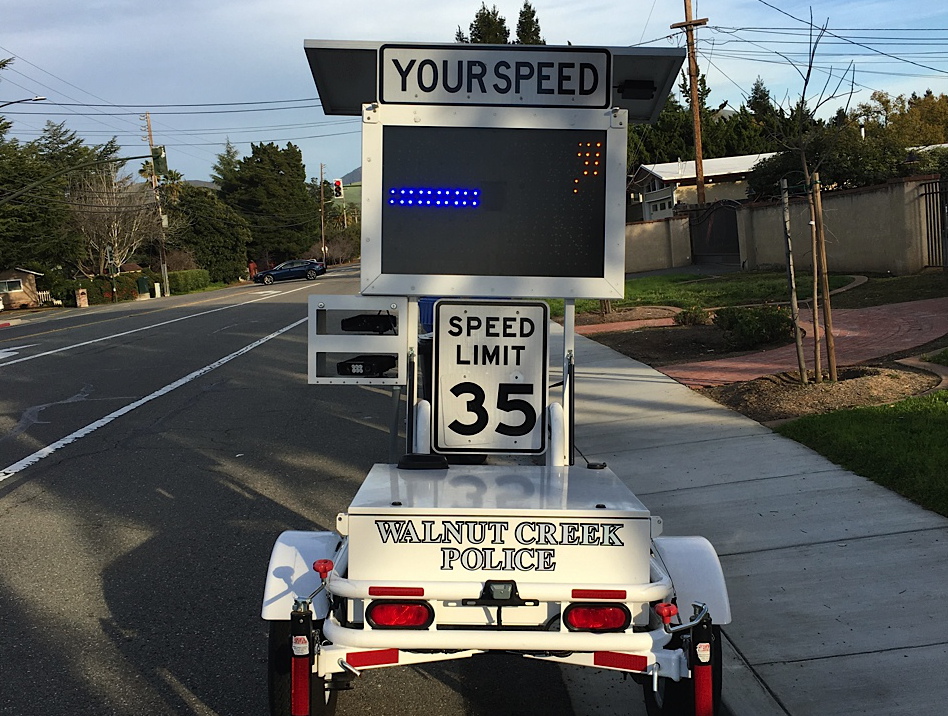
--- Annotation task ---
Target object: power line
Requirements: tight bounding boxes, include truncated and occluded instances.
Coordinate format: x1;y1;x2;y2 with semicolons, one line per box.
754;0;948;76
48;98;321;108
4;104;325;116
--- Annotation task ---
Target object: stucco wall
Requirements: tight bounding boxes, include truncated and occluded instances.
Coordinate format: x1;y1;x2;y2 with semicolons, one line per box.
624;216;691;272
627;176;937;276
739;176;933;275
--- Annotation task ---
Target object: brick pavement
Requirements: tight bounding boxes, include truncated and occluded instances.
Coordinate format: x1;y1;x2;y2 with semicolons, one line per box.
577;297;948;388
661;296;948;386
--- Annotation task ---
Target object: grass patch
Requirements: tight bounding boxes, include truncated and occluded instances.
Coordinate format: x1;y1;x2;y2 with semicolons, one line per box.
925;348;948;367
548;272;851;317
775;392;948;516
831;272;948;309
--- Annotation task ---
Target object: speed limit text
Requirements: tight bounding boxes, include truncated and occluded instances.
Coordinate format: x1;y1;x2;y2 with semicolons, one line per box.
447;314;536;367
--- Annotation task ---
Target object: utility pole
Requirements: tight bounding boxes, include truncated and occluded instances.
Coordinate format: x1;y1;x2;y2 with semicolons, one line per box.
143;112;170;298
671;0;708;205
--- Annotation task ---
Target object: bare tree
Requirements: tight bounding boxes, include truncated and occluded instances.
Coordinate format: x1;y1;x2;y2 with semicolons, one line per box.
67;164;159;276
758;3;855;383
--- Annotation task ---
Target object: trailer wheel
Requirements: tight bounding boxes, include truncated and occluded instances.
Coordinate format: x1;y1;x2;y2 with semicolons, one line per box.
268;620;338;716
643;626;722;716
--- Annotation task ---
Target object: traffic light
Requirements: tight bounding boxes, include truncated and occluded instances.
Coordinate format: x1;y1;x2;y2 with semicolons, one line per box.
151;145;168;175
333;179;343;199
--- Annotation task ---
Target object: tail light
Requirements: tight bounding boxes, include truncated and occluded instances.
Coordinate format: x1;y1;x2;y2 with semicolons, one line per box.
366;601;434;629
563;603;631;632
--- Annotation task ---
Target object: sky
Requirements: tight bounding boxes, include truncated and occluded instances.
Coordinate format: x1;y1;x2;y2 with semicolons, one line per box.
2;0;948;183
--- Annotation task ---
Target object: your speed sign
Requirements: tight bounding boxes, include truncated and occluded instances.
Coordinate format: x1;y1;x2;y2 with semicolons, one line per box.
433;300;548;454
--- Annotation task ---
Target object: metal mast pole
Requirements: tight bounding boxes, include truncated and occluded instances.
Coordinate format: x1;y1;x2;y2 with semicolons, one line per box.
320;163;326;263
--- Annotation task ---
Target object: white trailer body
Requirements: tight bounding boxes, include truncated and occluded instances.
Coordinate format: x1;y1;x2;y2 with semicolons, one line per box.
258;38;732;716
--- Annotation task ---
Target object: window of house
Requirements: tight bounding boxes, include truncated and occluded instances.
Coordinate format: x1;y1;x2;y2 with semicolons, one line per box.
0;279;24;292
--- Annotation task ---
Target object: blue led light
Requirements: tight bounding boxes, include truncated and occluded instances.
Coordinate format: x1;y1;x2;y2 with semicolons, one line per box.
386;187;482;208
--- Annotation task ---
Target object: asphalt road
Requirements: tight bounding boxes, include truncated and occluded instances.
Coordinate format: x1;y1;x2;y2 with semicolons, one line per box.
0;270;652;716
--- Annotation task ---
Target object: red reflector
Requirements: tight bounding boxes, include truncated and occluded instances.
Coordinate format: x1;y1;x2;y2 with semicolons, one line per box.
368;586;425;597
290;655;311;715
346;648;400;668
564;605;630;631
694;664;714;716
366;602;432;628
594;651;649;672
571;589;626;600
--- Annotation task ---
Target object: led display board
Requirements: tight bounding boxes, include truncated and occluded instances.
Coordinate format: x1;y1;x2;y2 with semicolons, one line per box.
360;104;628;298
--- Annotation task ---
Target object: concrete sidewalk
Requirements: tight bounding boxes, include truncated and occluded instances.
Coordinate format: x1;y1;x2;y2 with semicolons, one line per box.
567;330;948;715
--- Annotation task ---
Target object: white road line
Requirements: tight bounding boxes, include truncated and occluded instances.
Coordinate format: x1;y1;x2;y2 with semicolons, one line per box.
0;317;307;484
0;284;313;368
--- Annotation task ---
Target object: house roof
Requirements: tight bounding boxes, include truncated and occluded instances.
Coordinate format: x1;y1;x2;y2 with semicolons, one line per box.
632;152;776;186
13;267;44;276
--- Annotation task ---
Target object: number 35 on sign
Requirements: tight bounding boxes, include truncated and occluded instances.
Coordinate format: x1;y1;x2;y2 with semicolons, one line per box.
433;301;549;454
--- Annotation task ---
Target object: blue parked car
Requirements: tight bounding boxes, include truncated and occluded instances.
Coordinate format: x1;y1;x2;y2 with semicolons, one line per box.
253;259;326;285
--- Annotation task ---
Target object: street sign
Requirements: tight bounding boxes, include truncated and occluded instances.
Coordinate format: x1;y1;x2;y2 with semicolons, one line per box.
360;103;628;298
433;300;548;454
379;44;611;108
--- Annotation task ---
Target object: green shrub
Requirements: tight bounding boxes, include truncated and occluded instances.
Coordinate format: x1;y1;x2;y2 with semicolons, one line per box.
167;269;210;295
674;306;711;326
712;305;795;350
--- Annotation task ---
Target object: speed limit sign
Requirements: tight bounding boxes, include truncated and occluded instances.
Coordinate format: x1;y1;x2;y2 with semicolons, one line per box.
433;300;548;454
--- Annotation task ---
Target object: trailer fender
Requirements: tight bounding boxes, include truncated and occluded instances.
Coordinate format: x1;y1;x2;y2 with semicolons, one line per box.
261;530;341;620
652;536;731;625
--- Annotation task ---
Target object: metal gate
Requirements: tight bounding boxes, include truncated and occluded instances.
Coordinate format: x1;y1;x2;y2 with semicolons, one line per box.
688;200;741;265
921;178;947;268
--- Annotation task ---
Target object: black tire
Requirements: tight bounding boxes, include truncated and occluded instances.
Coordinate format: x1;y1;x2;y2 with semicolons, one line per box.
643;626;722;716
306;269;318;280
263;274;275;285
268;621;338;716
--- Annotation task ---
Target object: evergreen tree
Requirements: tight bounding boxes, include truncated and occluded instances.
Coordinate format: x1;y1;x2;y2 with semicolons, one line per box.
515;2;544;44
0;136;61;270
218;142;319;265
171;184;251;282
627;94;690;166
0;122;118;271
457;3;510;44
211;139;241;189
746;77;790;147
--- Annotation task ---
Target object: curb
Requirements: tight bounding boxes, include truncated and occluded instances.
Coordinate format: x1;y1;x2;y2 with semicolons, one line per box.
721;631;787;716
896;356;948;394
575;316;677;335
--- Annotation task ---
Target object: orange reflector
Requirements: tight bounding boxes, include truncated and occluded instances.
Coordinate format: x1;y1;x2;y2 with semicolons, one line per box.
368;586;425;597
564;604;630;632
572;589;626;600
594;651;648;672
366;601;433;628
345;648;400;668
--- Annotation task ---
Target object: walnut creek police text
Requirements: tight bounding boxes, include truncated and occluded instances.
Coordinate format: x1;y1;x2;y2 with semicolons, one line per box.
374;519;626;572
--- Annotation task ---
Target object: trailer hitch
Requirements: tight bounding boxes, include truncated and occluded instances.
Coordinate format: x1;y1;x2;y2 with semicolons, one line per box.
289;560;336;716
655;601;709;634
